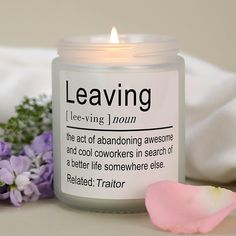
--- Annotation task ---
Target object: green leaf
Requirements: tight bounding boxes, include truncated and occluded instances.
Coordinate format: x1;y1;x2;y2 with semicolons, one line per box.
0;95;52;154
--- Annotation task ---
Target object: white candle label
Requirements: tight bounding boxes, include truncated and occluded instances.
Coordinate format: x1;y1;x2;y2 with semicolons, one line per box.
59;70;179;199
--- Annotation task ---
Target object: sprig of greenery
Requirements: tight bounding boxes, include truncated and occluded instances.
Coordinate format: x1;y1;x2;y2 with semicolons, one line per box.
0;95;52;154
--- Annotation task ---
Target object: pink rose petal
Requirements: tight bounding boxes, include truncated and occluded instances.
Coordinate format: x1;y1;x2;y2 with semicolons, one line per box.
145;181;236;234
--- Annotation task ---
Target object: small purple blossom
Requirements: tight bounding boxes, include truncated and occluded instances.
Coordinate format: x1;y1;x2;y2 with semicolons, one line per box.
0;130;54;206
0;141;11;159
23;182;40;202
24;131;54;199
33;162;54;198
31;131;52;155
0;155;40;206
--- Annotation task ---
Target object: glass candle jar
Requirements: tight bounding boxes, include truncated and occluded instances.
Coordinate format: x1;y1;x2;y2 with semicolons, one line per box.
52;34;185;213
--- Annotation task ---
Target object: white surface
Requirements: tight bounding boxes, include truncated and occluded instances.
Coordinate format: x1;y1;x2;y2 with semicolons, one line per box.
0;197;236;236
0;47;54;121
184;54;236;183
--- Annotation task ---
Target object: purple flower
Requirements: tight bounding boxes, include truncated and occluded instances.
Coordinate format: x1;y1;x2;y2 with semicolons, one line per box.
0;141;11;159
31;131;52;155
10;189;22;206
33;163;54;198
23;182;40;202
23;131;54;199
0;155;40;206
0;131;54;206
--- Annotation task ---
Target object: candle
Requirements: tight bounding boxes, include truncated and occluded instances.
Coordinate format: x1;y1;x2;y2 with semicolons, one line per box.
52;28;185;212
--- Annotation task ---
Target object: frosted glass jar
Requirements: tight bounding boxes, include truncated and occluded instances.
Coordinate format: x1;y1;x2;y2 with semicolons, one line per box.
52;34;185;212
